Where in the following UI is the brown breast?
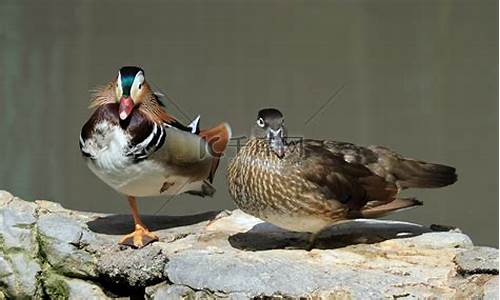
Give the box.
[227,138,342,220]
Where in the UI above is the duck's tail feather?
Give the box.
[395,160,457,189]
[369,146,457,190]
[358,197,423,219]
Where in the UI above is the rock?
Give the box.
[97,245,168,288]
[0,194,41,298]
[455,246,499,275]
[64,277,110,300]
[0,253,42,299]
[483,276,499,299]
[0,190,497,299]
[6,252,41,296]
[0,199,37,251]
[393,231,474,249]
[39,271,109,299]
[0,191,14,207]
[145,282,213,300]
[37,213,99,278]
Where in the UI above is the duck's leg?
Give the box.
[119,196,159,248]
[306,231,320,251]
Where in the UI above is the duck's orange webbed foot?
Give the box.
[118,224,159,248]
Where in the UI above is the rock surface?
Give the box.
[0,190,497,299]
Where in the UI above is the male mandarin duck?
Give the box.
[227,108,457,249]
[80,66,231,248]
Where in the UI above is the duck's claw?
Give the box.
[119,224,159,248]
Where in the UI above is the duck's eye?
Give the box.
[134,71,145,91]
[256,118,265,128]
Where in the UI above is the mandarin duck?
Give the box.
[80,66,231,248]
[227,108,457,249]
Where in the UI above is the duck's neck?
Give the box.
[245,138,282,160]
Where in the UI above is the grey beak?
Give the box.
[268,128,286,158]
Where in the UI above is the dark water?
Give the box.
[0,0,497,246]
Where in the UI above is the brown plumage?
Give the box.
[227,108,456,244]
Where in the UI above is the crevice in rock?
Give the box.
[457,268,499,276]
[453,247,499,276]
[392,293,411,299]
[169,283,229,299]
[33,227,58,299]
[252,293,299,299]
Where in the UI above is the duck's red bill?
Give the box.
[119,97,134,120]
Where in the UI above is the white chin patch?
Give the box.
[120,112,128,120]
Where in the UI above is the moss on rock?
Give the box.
[41,271,70,300]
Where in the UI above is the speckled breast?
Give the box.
[227,153,284,217]
[226,139,338,233]
[228,139,313,216]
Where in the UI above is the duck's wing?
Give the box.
[187,115,201,134]
[125,121,167,162]
[147,126,212,164]
[126,108,230,183]
[122,110,201,162]
[147,122,230,168]
[299,141,399,214]
[164,119,197,133]
[308,140,457,190]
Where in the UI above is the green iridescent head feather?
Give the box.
[119,66,144,96]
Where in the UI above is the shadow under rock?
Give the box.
[229,219,435,251]
[87,210,221,235]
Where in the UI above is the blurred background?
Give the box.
[0,0,497,246]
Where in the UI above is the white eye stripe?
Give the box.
[134,71,144,86]
[116,72,123,98]
[256,118,265,127]
[130,71,145,97]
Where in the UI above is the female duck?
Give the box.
[227,108,456,248]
